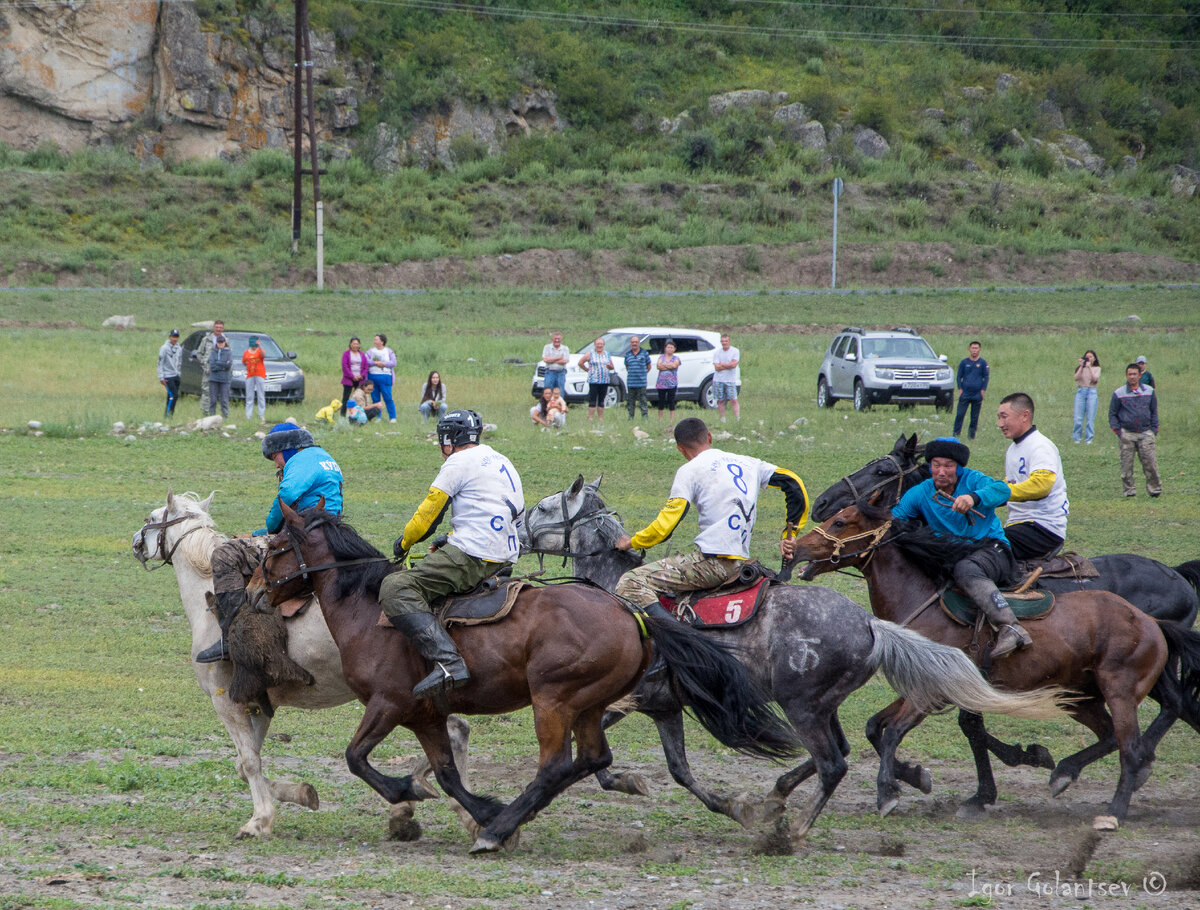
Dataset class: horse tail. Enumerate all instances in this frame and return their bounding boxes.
[644,616,802,760]
[1172,560,1200,602]
[1155,621,1200,733]
[865,618,1070,720]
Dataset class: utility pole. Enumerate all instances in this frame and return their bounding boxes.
[291,0,325,287]
[831,177,843,289]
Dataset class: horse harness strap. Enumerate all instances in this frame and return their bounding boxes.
[140,513,205,571]
[840,454,922,506]
[897,584,949,630]
[810,520,893,568]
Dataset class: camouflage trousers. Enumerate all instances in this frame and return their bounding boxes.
[200,368,212,416]
[1118,429,1161,496]
[615,549,742,608]
[211,536,269,597]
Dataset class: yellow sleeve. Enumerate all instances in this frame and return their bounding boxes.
[1008,470,1056,503]
[400,487,451,551]
[629,498,690,550]
[769,468,810,536]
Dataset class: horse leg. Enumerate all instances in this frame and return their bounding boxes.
[470,701,579,854]
[872,700,931,817]
[592,709,650,797]
[955,711,999,818]
[344,698,438,806]
[392,714,472,842]
[979,718,1056,771]
[207,688,285,839]
[1095,683,1154,827]
[1048,697,1117,797]
[782,707,850,846]
[866,699,933,798]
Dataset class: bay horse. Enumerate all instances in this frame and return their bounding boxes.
[794,501,1200,828]
[521,476,1068,848]
[811,433,1200,808]
[251,501,804,853]
[131,491,466,840]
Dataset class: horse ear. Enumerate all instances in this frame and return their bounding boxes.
[906,434,920,454]
[166,487,175,511]
[280,500,302,524]
[569,475,585,496]
[589,474,603,490]
[892,433,908,454]
[200,491,215,513]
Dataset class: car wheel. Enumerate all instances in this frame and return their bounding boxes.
[897,403,915,411]
[699,378,717,409]
[604,383,622,410]
[935,394,953,412]
[853,380,871,412]
[816,376,835,408]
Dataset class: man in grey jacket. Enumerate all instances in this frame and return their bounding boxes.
[157,329,182,418]
[192,319,225,415]
[1109,363,1160,498]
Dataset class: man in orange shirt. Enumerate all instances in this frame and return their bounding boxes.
[243,335,267,421]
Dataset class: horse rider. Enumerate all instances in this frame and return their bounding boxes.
[892,436,1031,659]
[383,409,524,699]
[996,392,1068,562]
[614,417,808,617]
[195,422,344,663]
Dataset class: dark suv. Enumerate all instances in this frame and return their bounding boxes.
[179,330,305,403]
[817,327,953,411]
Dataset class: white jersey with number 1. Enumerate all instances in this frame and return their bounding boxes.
[1005,428,1068,538]
[669,447,776,559]
[431,444,525,563]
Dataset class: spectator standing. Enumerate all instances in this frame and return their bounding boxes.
[367,333,398,423]
[419,371,450,422]
[1072,349,1101,443]
[1135,355,1154,389]
[624,336,651,420]
[578,337,614,421]
[157,329,182,418]
[341,337,370,416]
[713,333,740,422]
[656,339,681,422]
[192,319,225,416]
[207,333,233,418]
[541,331,570,394]
[953,340,989,439]
[1109,363,1161,498]
[242,334,267,421]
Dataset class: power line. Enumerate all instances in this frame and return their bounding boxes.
[732,0,1197,20]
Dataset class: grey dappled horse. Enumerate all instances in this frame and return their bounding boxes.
[522,476,1067,849]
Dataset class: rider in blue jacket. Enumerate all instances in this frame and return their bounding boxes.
[196,423,343,664]
[892,437,1030,659]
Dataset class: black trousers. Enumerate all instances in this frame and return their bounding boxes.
[953,396,982,438]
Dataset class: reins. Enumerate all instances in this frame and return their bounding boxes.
[261,515,390,590]
[137,513,208,571]
[525,490,624,567]
[807,520,894,569]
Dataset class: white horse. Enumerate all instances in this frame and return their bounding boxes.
[132,490,467,839]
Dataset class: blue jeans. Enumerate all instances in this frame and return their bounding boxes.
[543,370,567,393]
[1073,387,1098,442]
[370,373,396,420]
[419,400,449,422]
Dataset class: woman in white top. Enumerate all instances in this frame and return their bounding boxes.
[1072,350,1101,443]
[367,333,398,422]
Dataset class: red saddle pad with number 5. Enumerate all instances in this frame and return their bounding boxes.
[658,577,769,629]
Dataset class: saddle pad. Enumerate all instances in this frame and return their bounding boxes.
[660,578,769,629]
[1018,552,1099,580]
[278,594,315,619]
[940,588,1055,627]
[375,580,528,629]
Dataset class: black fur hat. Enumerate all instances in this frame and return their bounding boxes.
[923,436,970,467]
[262,424,315,460]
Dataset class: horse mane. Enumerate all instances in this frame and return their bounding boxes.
[293,507,395,600]
[857,498,988,585]
[172,492,226,578]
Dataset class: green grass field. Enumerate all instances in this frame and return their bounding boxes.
[0,286,1197,907]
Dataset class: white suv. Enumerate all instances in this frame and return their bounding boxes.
[531,327,726,409]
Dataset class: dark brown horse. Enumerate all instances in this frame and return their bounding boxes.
[793,501,1187,829]
[251,502,802,853]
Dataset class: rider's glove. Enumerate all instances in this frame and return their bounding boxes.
[393,537,407,559]
[430,533,449,551]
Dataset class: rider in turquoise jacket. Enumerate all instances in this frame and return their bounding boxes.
[891,437,1030,660]
[256,445,344,536]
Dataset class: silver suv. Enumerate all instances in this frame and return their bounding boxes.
[816,327,953,411]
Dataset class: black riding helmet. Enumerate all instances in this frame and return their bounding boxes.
[437,409,483,449]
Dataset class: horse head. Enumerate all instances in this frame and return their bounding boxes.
[132,489,216,569]
[523,474,616,557]
[810,433,924,522]
[793,498,894,581]
[257,499,325,605]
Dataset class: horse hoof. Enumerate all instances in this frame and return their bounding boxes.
[298,783,319,811]
[235,825,264,840]
[610,772,650,797]
[388,805,422,842]
[1028,744,1056,770]
[1049,775,1073,797]
[469,834,502,854]
[1092,815,1119,831]
[956,802,986,820]
[918,769,933,795]
[879,798,898,818]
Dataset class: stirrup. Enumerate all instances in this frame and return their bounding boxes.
[194,638,230,664]
[991,624,1031,660]
[412,661,470,700]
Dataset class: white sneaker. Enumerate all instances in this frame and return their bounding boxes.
[389,418,396,423]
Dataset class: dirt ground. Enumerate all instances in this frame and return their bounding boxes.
[5,744,1198,909]
[14,242,1200,291]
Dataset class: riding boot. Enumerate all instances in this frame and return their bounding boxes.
[195,590,244,663]
[389,611,470,699]
[981,591,1032,659]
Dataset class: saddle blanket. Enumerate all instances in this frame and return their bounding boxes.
[377,579,528,629]
[660,577,770,629]
[1017,552,1099,580]
[940,587,1055,627]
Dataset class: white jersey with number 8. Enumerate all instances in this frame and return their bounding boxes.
[668,447,776,559]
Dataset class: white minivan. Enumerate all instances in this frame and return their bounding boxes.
[531,327,728,409]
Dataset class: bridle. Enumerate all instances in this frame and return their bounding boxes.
[805,519,894,570]
[136,512,207,571]
[260,514,390,591]
[833,454,922,510]
[525,490,623,565]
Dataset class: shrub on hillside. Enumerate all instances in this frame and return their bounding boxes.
[854,96,900,143]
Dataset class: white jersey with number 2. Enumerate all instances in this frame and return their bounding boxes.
[431,444,525,563]
[1005,428,1068,538]
[669,447,776,559]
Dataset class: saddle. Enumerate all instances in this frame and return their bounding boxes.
[1015,551,1099,581]
[376,576,529,629]
[659,561,775,629]
[940,585,1055,627]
